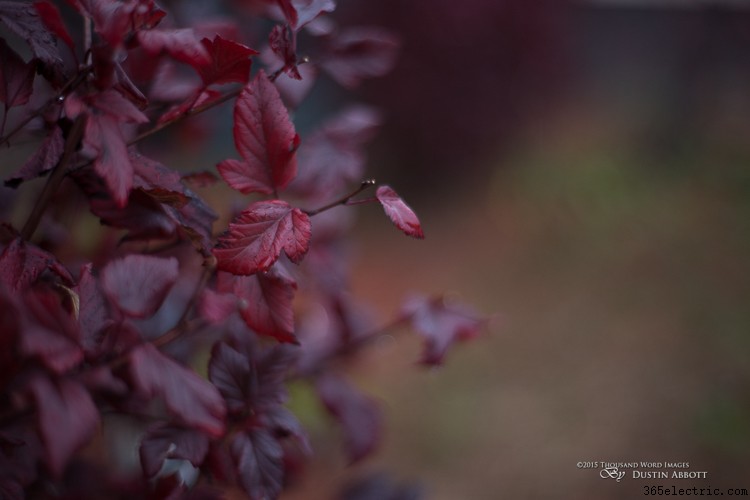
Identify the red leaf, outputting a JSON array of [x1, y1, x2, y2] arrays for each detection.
[[0, 238, 72, 292], [19, 288, 82, 374], [101, 254, 178, 318], [66, 90, 148, 207], [0, 38, 35, 108], [137, 28, 211, 68], [129, 343, 226, 436], [230, 429, 284, 500], [28, 376, 100, 478], [375, 185, 424, 239], [213, 200, 311, 276], [316, 373, 381, 463], [218, 71, 299, 195], [0, 0, 64, 83], [33, 1, 74, 51], [139, 425, 209, 478], [5, 126, 64, 188], [320, 27, 399, 88], [403, 295, 488, 366], [230, 267, 298, 343], [75, 263, 114, 357], [197, 35, 258, 86], [269, 25, 300, 80]]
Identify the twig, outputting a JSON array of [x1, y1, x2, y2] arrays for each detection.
[[304, 180, 377, 216], [21, 115, 87, 241], [0, 66, 92, 146]]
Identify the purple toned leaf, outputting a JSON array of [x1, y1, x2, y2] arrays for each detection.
[[83, 113, 133, 207], [213, 200, 311, 276], [208, 342, 251, 414], [129, 343, 226, 436], [375, 185, 424, 239], [232, 267, 298, 343], [4, 126, 64, 188], [66, 90, 148, 207], [403, 295, 488, 366], [137, 28, 211, 68], [0, 1, 64, 83], [91, 189, 178, 242], [197, 35, 258, 86], [269, 25, 300, 79], [320, 27, 398, 88], [275, 0, 297, 28], [260, 406, 311, 454], [316, 373, 381, 463], [139, 425, 210, 478], [253, 344, 297, 409], [19, 289, 82, 374], [101, 254, 178, 318], [209, 339, 297, 415], [0, 38, 35, 108], [33, 1, 74, 51], [75, 263, 114, 356], [28, 375, 100, 478], [230, 429, 284, 500], [0, 238, 72, 292], [218, 71, 299, 195], [74, 0, 131, 47]]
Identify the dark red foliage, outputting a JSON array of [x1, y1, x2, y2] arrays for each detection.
[[101, 254, 178, 318], [28, 375, 100, 478], [217, 71, 300, 195], [197, 35, 258, 86], [0, 0, 65, 82], [213, 200, 311, 276], [139, 424, 210, 477], [0, 1, 488, 498], [316, 373, 382, 463], [5, 126, 64, 187], [129, 343, 227, 436], [403, 295, 488, 366]]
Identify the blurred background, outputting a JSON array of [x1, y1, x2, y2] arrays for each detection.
[[283, 0, 750, 498]]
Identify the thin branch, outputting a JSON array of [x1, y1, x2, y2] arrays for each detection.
[[0, 66, 92, 146], [304, 179, 377, 216], [21, 114, 87, 241], [128, 86, 244, 146]]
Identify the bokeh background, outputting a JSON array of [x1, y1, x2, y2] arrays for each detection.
[[284, 0, 750, 498]]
